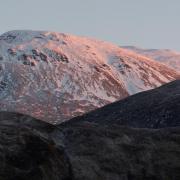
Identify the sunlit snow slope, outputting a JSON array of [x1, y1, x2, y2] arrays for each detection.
[[122, 46, 180, 72], [0, 30, 179, 123]]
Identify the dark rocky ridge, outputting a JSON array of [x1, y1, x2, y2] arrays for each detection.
[[66, 80, 180, 128], [0, 111, 180, 179]]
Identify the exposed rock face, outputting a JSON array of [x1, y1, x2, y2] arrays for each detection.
[[0, 30, 179, 123], [66, 80, 180, 128], [0, 112, 180, 180]]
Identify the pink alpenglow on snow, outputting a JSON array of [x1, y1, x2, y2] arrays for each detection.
[[0, 30, 179, 123]]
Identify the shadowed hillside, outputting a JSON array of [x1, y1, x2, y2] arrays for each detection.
[[66, 80, 180, 128]]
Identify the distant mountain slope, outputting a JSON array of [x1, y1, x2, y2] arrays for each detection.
[[1, 112, 180, 179], [67, 80, 180, 128], [122, 46, 180, 72], [0, 30, 179, 123]]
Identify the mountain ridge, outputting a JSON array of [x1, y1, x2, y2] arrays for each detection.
[[122, 46, 180, 72], [64, 80, 180, 128], [0, 30, 179, 123], [0, 110, 180, 179]]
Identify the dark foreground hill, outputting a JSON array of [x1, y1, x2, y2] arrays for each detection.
[[0, 112, 180, 180], [67, 80, 180, 128]]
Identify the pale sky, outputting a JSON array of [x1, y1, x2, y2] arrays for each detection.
[[0, 0, 179, 50]]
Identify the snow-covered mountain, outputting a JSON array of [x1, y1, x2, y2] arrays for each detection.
[[122, 46, 180, 72], [0, 30, 179, 123]]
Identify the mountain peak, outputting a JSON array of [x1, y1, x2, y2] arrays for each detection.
[[0, 30, 179, 123]]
